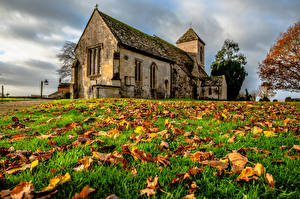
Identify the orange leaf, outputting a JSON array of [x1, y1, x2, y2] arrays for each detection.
[[72, 185, 96, 199], [10, 181, 34, 199]]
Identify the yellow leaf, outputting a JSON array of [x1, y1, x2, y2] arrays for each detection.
[[134, 126, 145, 134], [42, 173, 71, 192], [252, 126, 263, 134], [263, 131, 277, 137], [164, 119, 169, 126], [30, 160, 39, 172], [254, 163, 264, 176], [222, 113, 227, 119]]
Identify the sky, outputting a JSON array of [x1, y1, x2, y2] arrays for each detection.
[[0, 0, 299, 100]]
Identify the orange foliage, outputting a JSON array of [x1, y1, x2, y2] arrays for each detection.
[[259, 21, 300, 90]]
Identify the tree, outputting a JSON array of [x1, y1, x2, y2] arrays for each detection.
[[57, 41, 76, 81], [211, 39, 248, 100], [257, 82, 276, 101], [259, 21, 300, 91]]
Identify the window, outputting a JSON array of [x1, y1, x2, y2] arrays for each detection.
[[165, 80, 169, 90], [87, 46, 101, 76], [200, 46, 204, 64], [209, 88, 212, 95], [150, 63, 157, 89], [135, 60, 142, 81]]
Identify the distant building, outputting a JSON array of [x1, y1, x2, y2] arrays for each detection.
[[48, 79, 70, 98], [71, 6, 227, 100]]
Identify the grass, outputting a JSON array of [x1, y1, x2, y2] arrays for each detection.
[[0, 98, 299, 198]]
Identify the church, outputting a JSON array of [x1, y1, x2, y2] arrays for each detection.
[[71, 6, 227, 100]]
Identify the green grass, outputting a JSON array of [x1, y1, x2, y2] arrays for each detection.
[[0, 98, 299, 198]]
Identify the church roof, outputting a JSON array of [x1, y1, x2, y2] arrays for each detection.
[[98, 10, 171, 62], [176, 28, 205, 45], [97, 9, 195, 75]]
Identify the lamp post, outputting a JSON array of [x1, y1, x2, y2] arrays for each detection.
[[40, 79, 49, 98]]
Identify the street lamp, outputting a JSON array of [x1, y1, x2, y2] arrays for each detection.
[[41, 79, 49, 98]]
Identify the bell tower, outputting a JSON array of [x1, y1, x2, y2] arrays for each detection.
[[176, 28, 205, 68]]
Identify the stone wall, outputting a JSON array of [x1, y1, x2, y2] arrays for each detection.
[[73, 10, 119, 99], [119, 48, 171, 99], [171, 64, 194, 99], [177, 40, 205, 68]]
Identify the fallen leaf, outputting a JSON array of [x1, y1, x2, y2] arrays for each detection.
[[189, 151, 214, 162], [74, 157, 93, 172], [30, 160, 39, 173], [252, 126, 263, 134], [183, 194, 196, 199], [6, 164, 31, 174], [228, 136, 236, 143], [227, 152, 248, 173], [10, 181, 34, 199], [189, 181, 198, 194], [263, 131, 277, 137], [140, 188, 155, 197], [42, 173, 71, 192], [134, 126, 145, 134], [72, 185, 96, 199], [237, 167, 258, 181], [106, 194, 120, 199], [201, 160, 228, 170], [254, 163, 264, 176], [265, 173, 275, 187]]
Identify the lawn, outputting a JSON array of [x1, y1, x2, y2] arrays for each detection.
[[0, 98, 299, 198], [0, 98, 47, 101]]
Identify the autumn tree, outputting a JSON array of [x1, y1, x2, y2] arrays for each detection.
[[211, 39, 248, 100], [257, 82, 276, 101], [259, 21, 300, 91], [57, 41, 76, 81]]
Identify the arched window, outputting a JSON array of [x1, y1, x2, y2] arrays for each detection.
[[150, 63, 157, 89], [209, 88, 212, 95]]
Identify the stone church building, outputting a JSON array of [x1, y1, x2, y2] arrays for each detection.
[[71, 7, 227, 100]]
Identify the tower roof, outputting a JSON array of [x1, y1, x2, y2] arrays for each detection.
[[176, 28, 205, 45]]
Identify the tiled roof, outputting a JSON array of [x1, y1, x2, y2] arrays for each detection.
[[97, 9, 195, 73], [176, 28, 205, 45], [201, 76, 224, 86], [98, 10, 171, 62]]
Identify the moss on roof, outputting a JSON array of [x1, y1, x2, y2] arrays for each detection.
[[97, 9, 195, 72]]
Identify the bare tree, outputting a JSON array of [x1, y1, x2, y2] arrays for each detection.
[[57, 41, 76, 81]]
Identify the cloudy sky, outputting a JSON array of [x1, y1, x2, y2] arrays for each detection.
[[0, 0, 299, 100]]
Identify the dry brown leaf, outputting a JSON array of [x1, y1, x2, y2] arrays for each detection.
[[106, 194, 120, 199], [265, 173, 275, 187], [227, 152, 248, 173], [201, 160, 228, 170], [140, 188, 155, 197], [189, 181, 198, 194], [228, 136, 236, 143], [237, 167, 258, 182], [183, 193, 197, 199], [160, 140, 169, 149], [72, 185, 96, 199], [189, 151, 214, 162], [10, 181, 34, 199]]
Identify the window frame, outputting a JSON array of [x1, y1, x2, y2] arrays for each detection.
[[150, 63, 157, 89], [87, 44, 102, 77], [135, 59, 143, 82]]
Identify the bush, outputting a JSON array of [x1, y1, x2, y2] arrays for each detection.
[[285, 97, 292, 102], [273, 99, 278, 102], [259, 97, 270, 102]]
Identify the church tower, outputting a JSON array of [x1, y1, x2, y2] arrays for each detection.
[[176, 28, 205, 68]]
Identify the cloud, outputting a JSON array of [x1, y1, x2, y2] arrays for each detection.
[[0, 0, 299, 100]]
